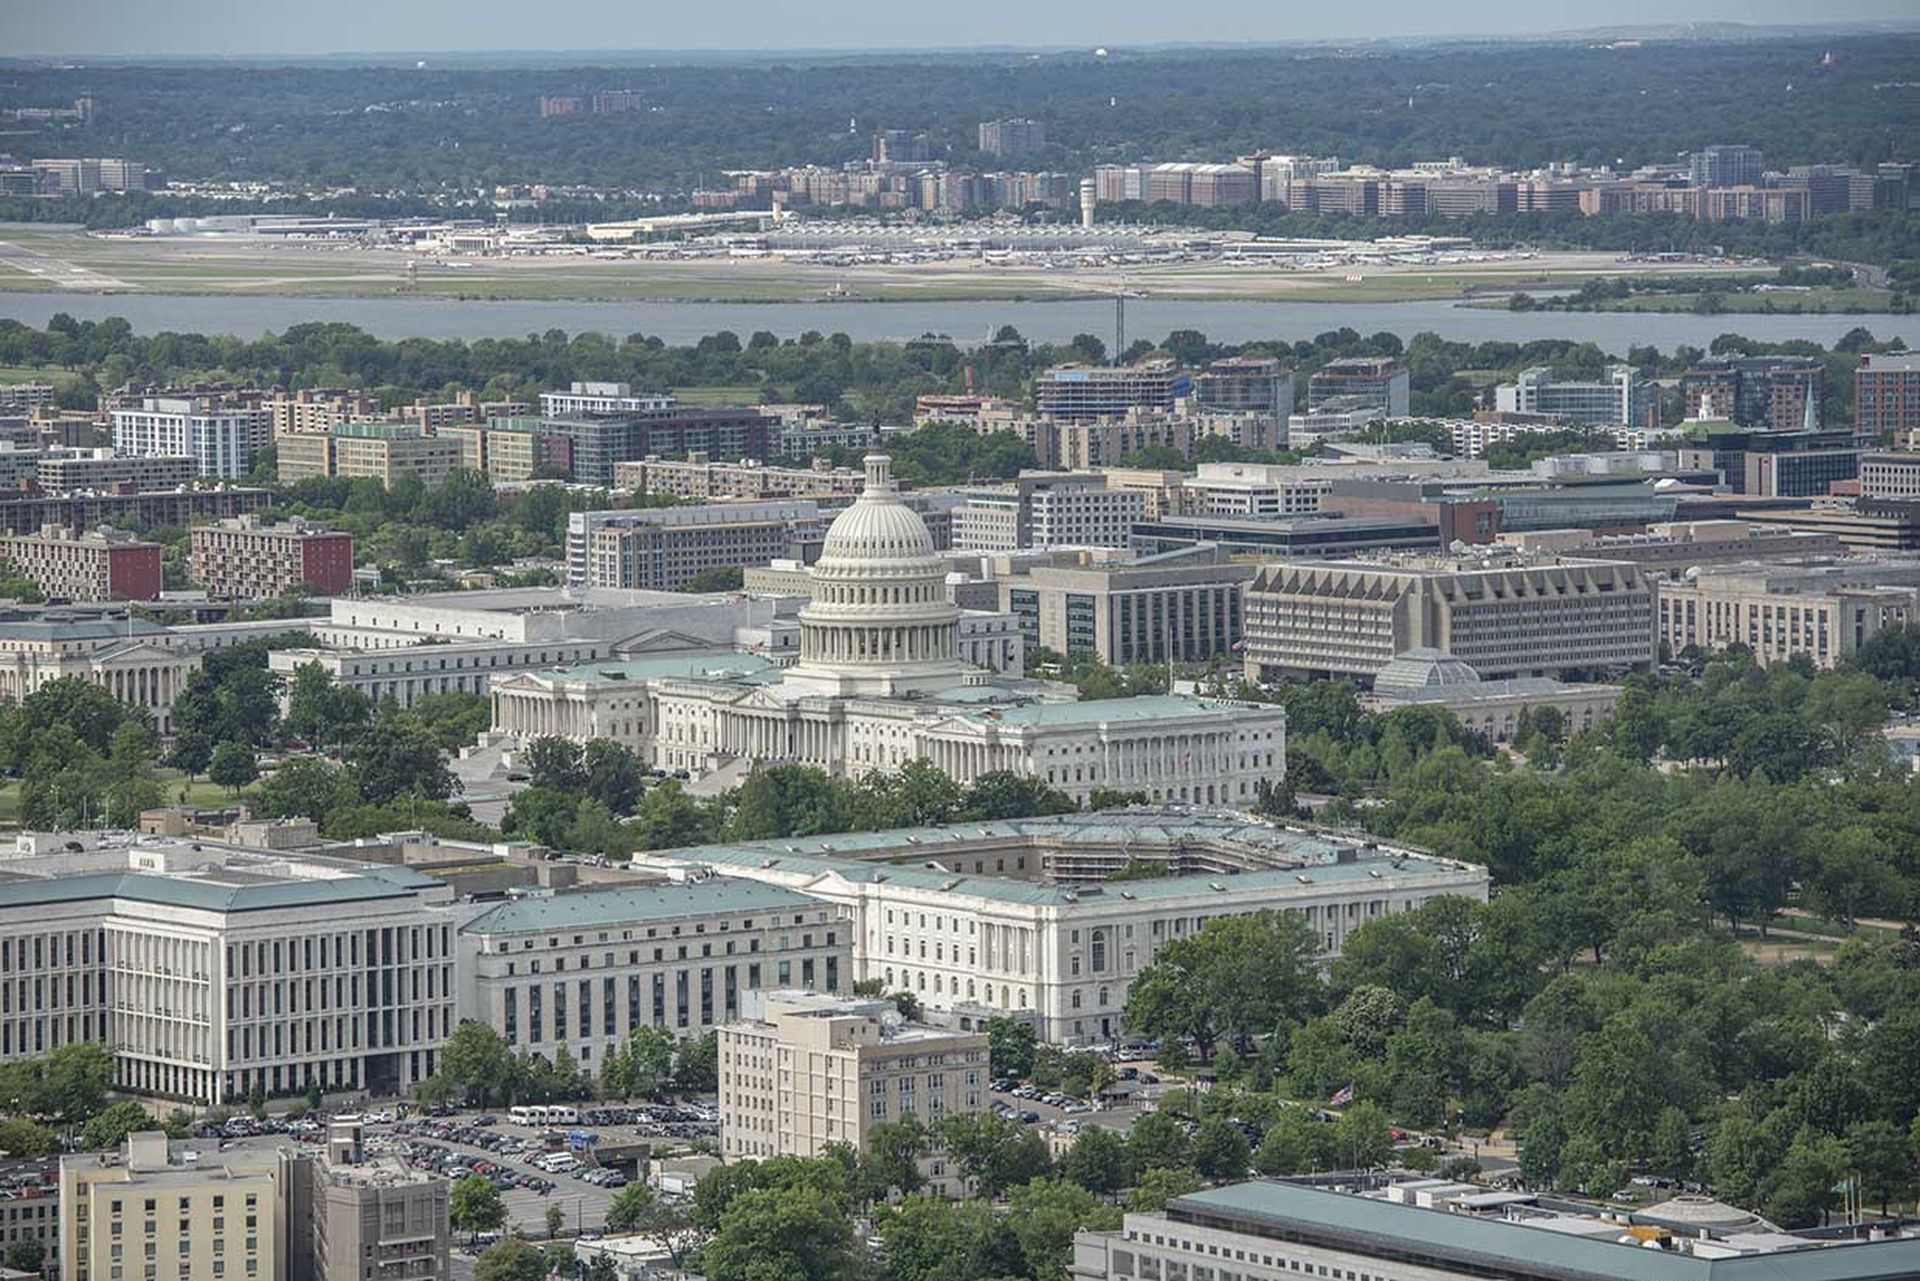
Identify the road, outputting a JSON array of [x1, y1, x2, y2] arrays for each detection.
[[0, 239, 132, 289]]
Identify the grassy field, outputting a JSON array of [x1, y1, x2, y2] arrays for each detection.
[[0, 770, 235, 826], [0, 223, 1783, 306]]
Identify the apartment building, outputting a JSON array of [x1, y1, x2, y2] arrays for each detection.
[[0, 524, 162, 602], [1285, 397, 1383, 446], [1495, 364, 1655, 428], [1857, 353, 1920, 440], [614, 454, 868, 501], [458, 880, 849, 1071], [60, 1132, 285, 1281], [1192, 356, 1294, 418], [0, 834, 458, 1105], [1692, 143, 1766, 187], [978, 118, 1046, 156], [0, 485, 272, 538], [274, 422, 465, 490], [1243, 552, 1657, 683], [435, 420, 546, 482], [1306, 357, 1411, 417], [999, 544, 1256, 664], [189, 516, 354, 600], [1038, 361, 1192, 422], [35, 451, 195, 494], [1682, 355, 1824, 430], [111, 397, 262, 480], [1656, 559, 1920, 668], [537, 382, 677, 419], [1052, 410, 1195, 470], [953, 474, 1145, 551], [0, 383, 56, 414], [644, 813, 1487, 1046], [538, 409, 778, 485], [719, 991, 986, 1185], [268, 389, 384, 436]]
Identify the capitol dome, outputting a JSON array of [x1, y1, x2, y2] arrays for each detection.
[[1372, 648, 1484, 698], [785, 455, 967, 698]]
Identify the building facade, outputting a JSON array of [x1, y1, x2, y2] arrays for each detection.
[[275, 423, 465, 490], [719, 990, 986, 1187], [1039, 362, 1192, 422], [1306, 358, 1411, 417], [1682, 355, 1824, 430], [999, 545, 1256, 665], [1495, 364, 1654, 427], [0, 525, 162, 602], [1243, 552, 1657, 683], [1655, 559, 1920, 668], [60, 1132, 285, 1281], [111, 397, 265, 480], [189, 517, 354, 600], [1857, 353, 1920, 440], [458, 879, 850, 1073], [954, 475, 1146, 551], [614, 454, 868, 501], [35, 452, 196, 495]]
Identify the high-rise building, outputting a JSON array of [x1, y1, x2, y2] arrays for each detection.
[[35, 451, 196, 494], [1494, 364, 1656, 427], [1690, 143, 1766, 188], [60, 1132, 285, 1281], [1038, 361, 1192, 422], [719, 991, 986, 1187], [189, 515, 354, 599], [977, 118, 1046, 156], [872, 129, 934, 164], [1193, 356, 1294, 418], [0, 524, 162, 601], [111, 396, 259, 479], [538, 409, 778, 485], [1856, 353, 1920, 440], [1682, 354, 1824, 429], [1306, 357, 1412, 417]]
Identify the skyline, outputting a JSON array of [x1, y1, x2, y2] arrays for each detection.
[[7, 0, 1920, 58]]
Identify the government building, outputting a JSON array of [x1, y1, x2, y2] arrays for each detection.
[[490, 455, 1286, 808]]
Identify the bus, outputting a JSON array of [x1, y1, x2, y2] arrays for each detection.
[[508, 1106, 548, 1126]]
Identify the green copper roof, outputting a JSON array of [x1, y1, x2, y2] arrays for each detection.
[[1163, 1182, 1920, 1281], [0, 864, 439, 914], [462, 879, 825, 935], [985, 695, 1278, 726], [523, 653, 779, 685]]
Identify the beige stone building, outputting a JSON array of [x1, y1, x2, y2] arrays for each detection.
[[289, 1121, 449, 1281], [718, 990, 986, 1191], [1656, 559, 1920, 669], [60, 1131, 286, 1281], [276, 423, 463, 490], [615, 453, 868, 501], [1244, 551, 1657, 683]]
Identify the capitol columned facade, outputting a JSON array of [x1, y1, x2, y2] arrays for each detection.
[[490, 455, 1286, 807]]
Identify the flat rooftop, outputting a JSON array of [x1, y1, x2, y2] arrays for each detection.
[[461, 878, 825, 936]]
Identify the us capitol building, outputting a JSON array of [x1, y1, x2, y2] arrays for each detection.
[[490, 455, 1286, 806]]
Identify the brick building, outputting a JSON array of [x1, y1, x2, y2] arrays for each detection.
[[189, 516, 353, 600]]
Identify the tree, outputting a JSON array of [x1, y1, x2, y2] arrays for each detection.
[[472, 1238, 545, 1281], [545, 1203, 565, 1239], [0, 1117, 59, 1158], [1059, 1124, 1130, 1197], [1253, 1109, 1334, 1176], [1005, 1178, 1122, 1281], [78, 1101, 157, 1152], [935, 1113, 1052, 1196], [675, 1031, 719, 1093], [3, 1240, 44, 1274], [582, 738, 645, 814], [438, 1021, 518, 1107], [1126, 1166, 1204, 1213], [986, 1017, 1037, 1079], [283, 661, 371, 750], [874, 1197, 1018, 1281], [1125, 1112, 1191, 1176], [1332, 1101, 1395, 1170], [525, 737, 586, 792], [1124, 910, 1324, 1060], [958, 771, 1076, 820], [36, 1042, 114, 1121], [700, 1185, 861, 1281], [207, 741, 259, 797], [620, 1026, 677, 1099], [450, 1174, 506, 1243], [1190, 1115, 1252, 1180], [860, 1116, 928, 1201], [250, 756, 356, 823], [347, 708, 456, 804]]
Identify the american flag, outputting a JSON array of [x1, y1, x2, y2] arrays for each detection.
[[1329, 1083, 1355, 1106]]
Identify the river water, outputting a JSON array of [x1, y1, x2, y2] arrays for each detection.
[[2, 291, 1916, 352]]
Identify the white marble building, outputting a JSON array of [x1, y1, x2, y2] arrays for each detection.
[[490, 455, 1286, 808]]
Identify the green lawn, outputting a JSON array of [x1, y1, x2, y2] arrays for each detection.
[[0, 770, 238, 826]]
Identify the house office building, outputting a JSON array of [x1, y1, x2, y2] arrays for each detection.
[[459, 880, 849, 1072]]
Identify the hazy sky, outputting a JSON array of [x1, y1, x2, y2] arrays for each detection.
[[7, 0, 1916, 56]]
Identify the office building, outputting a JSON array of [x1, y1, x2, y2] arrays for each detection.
[[640, 812, 1486, 1046], [3, 833, 457, 1105], [1682, 355, 1824, 431], [873, 129, 933, 164], [1495, 520, 1842, 579], [275, 422, 465, 490], [1130, 513, 1443, 560], [537, 382, 677, 419], [565, 501, 824, 590], [0, 524, 162, 602], [1656, 559, 1920, 668], [1070, 1179, 1920, 1281], [999, 544, 1256, 664], [1691, 143, 1766, 188], [1243, 551, 1657, 683], [1039, 361, 1192, 422], [1307, 358, 1411, 417], [1677, 429, 1859, 497], [1495, 364, 1655, 427], [110, 397, 259, 480], [493, 457, 1285, 813], [35, 451, 195, 495], [290, 1120, 449, 1281], [953, 474, 1146, 551], [1367, 648, 1623, 742], [458, 880, 849, 1071], [538, 409, 777, 486], [1286, 397, 1384, 446], [1183, 463, 1334, 518], [1859, 451, 1920, 499], [0, 485, 272, 538], [189, 516, 354, 600], [0, 614, 201, 734], [720, 991, 986, 1184], [1856, 353, 1920, 440], [614, 454, 868, 501], [60, 1131, 285, 1281], [1192, 356, 1294, 419], [1736, 498, 1920, 554], [978, 118, 1046, 156]]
